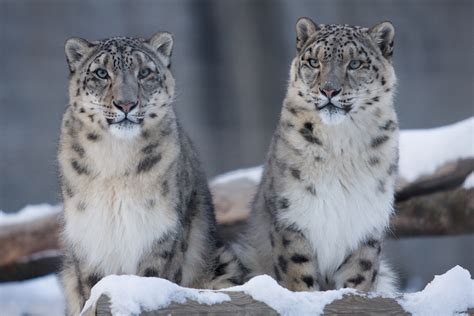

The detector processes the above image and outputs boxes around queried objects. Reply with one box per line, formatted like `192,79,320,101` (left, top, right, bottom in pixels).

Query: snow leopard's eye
94,68,109,79
348,60,362,70
138,68,151,79
308,58,320,69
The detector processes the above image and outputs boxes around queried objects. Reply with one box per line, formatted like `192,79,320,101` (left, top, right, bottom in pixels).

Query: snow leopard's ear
148,32,174,67
65,37,93,73
369,22,395,60
296,17,319,52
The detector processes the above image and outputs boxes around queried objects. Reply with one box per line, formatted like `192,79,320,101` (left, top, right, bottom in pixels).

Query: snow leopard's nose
113,100,138,114
320,88,341,99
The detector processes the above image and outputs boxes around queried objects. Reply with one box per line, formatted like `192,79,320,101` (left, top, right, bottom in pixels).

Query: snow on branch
81,266,474,316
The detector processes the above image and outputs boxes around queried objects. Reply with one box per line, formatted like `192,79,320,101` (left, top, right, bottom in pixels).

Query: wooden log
0,212,61,266
0,251,62,282
85,292,474,315
392,187,474,237
395,158,474,202
212,178,258,225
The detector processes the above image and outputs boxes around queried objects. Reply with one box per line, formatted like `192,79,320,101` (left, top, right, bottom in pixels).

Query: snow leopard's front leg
61,253,101,316
206,244,249,289
332,238,382,291
271,225,321,291
136,232,185,284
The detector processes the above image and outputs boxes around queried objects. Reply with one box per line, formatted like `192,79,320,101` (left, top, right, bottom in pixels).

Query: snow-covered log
86,292,408,315
0,205,62,266
82,266,473,316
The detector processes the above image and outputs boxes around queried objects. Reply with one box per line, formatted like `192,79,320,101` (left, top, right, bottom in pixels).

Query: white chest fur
277,119,397,277
279,167,393,277
62,136,179,276
64,177,178,275
60,130,178,275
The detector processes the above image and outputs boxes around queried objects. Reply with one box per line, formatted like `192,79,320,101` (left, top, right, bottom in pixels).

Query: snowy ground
0,118,472,315
0,275,65,315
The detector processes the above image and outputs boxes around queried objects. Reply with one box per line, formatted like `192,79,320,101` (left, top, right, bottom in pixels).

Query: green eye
139,68,151,79
94,68,108,79
308,58,320,68
348,60,362,70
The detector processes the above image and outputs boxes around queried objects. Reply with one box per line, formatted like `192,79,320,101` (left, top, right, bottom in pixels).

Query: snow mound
211,117,474,185
463,172,474,189
0,203,61,226
226,274,355,315
81,266,473,315
399,117,474,182
0,275,64,316
397,266,474,316
81,275,230,315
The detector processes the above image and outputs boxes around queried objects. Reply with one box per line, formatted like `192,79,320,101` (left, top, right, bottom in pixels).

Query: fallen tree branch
0,212,61,266
392,187,474,237
395,158,474,202
0,251,62,282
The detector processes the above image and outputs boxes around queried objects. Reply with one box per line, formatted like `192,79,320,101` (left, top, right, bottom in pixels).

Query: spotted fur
59,33,243,315
233,18,399,294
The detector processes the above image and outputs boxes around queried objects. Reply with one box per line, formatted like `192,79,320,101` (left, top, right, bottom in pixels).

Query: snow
211,165,263,185
397,266,474,316
0,275,64,316
398,117,474,182
225,275,356,315
211,117,474,185
16,249,63,262
82,274,355,316
81,266,473,315
0,203,61,226
463,172,474,189
81,275,230,315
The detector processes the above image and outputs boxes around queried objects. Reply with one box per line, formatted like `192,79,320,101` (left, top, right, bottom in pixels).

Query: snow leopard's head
65,33,175,138
288,17,396,125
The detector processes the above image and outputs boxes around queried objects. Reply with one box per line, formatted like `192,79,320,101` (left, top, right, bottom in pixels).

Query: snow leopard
58,33,244,315
233,18,399,294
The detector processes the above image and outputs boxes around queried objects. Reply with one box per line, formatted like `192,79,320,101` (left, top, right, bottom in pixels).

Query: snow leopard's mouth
106,117,144,126
317,102,352,113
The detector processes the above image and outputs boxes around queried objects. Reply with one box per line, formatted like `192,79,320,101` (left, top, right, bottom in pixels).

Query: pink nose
323,89,334,98
320,88,341,99
113,101,138,113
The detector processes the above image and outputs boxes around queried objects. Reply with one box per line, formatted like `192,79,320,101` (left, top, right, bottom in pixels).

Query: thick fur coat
58,33,243,315
233,18,399,294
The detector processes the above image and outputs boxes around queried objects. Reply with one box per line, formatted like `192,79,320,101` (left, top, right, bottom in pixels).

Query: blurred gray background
0,0,473,290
